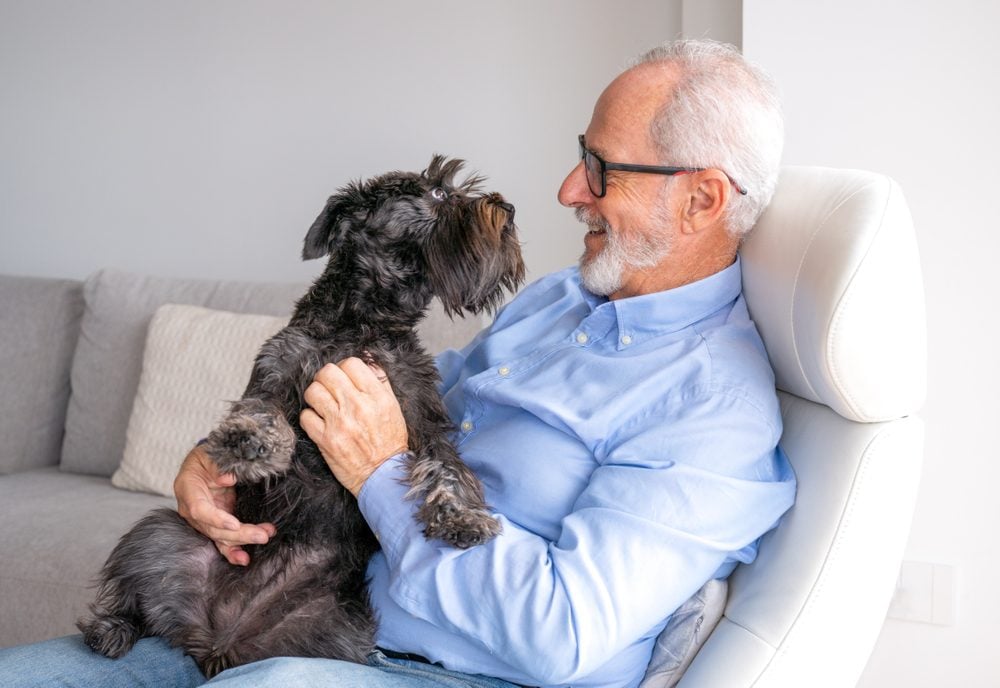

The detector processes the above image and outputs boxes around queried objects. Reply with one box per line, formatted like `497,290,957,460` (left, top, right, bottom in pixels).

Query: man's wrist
344,449,410,498
356,451,416,551
355,450,411,496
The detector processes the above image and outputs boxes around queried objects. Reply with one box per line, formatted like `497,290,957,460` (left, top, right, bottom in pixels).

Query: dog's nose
496,201,515,220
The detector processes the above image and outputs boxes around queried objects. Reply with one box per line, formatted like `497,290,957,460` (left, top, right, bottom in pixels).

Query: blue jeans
0,635,524,688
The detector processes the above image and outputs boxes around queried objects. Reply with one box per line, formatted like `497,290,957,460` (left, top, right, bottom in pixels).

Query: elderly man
0,39,795,688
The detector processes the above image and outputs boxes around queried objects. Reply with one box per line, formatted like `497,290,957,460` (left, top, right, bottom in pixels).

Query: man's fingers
174,443,274,565
224,523,272,546
300,407,326,444
188,498,273,544
316,358,391,394
212,471,238,489
339,357,391,394
219,544,249,567
189,497,241,532
303,380,335,418
313,362,355,404
213,522,275,567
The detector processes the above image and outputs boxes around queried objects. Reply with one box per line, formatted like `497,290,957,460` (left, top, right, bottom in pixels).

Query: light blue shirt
359,258,796,688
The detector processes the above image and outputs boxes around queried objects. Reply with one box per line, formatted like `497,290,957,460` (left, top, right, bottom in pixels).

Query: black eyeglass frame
578,135,748,198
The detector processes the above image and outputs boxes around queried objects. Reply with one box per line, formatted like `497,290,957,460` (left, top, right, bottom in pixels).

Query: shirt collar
574,256,743,350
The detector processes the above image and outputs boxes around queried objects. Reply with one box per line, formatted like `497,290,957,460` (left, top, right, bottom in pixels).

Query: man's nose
558,161,590,207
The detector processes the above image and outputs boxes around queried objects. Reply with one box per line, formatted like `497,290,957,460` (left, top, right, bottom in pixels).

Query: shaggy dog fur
76,156,525,677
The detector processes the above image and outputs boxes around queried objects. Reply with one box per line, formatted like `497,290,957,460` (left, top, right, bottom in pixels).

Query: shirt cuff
357,451,423,556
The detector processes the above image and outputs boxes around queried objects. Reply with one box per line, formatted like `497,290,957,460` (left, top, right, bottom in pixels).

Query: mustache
575,207,611,232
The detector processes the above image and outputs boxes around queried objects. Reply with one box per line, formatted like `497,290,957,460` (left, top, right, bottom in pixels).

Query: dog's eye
430,187,448,201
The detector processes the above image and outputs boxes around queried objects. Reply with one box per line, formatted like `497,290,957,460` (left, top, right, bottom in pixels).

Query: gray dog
76,156,525,677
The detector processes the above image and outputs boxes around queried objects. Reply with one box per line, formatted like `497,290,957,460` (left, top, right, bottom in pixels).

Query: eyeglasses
577,135,748,198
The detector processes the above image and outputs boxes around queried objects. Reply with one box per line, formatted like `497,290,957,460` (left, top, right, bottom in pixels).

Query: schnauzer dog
77,156,525,677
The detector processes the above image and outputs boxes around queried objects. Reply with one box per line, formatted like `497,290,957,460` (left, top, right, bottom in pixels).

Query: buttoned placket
455,358,524,442
456,297,624,444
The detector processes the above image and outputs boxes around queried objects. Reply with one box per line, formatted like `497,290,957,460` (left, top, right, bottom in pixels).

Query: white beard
576,205,674,297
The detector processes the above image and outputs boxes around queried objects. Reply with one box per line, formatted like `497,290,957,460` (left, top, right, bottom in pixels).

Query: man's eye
430,187,448,201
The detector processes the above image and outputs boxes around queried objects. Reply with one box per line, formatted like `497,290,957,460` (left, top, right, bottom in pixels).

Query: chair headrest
740,166,926,423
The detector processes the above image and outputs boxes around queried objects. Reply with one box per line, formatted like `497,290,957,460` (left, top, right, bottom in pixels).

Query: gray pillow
640,578,728,688
60,269,306,476
0,275,84,474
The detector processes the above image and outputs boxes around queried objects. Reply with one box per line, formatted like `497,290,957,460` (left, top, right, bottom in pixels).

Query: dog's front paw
204,399,296,481
419,499,502,549
78,614,140,659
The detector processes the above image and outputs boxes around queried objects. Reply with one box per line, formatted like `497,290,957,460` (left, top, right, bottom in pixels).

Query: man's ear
302,186,363,260
681,172,730,235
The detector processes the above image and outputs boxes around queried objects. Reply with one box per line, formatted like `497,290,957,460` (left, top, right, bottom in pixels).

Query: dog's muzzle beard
479,192,517,235
426,194,524,318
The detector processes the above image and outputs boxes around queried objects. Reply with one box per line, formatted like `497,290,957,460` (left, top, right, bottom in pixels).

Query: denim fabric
0,635,522,688
0,635,203,688
207,651,523,688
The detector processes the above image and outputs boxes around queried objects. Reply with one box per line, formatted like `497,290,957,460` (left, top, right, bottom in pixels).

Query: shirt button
461,421,474,432
576,332,589,345
621,335,633,346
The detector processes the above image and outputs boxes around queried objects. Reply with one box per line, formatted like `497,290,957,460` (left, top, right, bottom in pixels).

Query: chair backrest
678,167,927,687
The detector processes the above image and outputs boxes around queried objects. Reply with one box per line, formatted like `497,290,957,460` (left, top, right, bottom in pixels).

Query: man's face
558,65,681,300
572,193,674,298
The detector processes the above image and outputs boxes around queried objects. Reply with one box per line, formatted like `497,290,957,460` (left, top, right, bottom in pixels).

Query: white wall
681,0,742,49
744,1,1000,685
0,0,682,286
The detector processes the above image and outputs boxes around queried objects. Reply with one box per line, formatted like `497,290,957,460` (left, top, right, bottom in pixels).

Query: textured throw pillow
111,304,288,496
639,578,728,688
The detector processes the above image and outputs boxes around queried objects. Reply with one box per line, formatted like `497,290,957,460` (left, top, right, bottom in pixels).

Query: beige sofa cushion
112,304,288,497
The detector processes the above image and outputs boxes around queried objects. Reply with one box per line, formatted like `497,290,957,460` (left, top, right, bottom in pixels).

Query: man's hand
300,359,409,497
174,445,276,566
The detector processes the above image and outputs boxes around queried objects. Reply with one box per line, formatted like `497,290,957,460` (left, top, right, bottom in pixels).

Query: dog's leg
202,328,316,478
378,351,501,549
77,509,213,659
406,434,502,549
77,576,144,658
203,398,296,478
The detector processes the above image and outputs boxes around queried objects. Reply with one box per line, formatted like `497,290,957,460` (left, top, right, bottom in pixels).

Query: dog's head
303,156,525,317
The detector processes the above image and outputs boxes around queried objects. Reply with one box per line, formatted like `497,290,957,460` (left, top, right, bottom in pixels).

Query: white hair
630,39,784,238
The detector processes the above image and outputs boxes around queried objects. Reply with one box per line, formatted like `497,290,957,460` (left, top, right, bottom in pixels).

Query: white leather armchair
679,167,927,687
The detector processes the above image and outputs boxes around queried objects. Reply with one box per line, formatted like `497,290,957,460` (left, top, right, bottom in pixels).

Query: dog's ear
302,190,356,260
423,155,466,188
